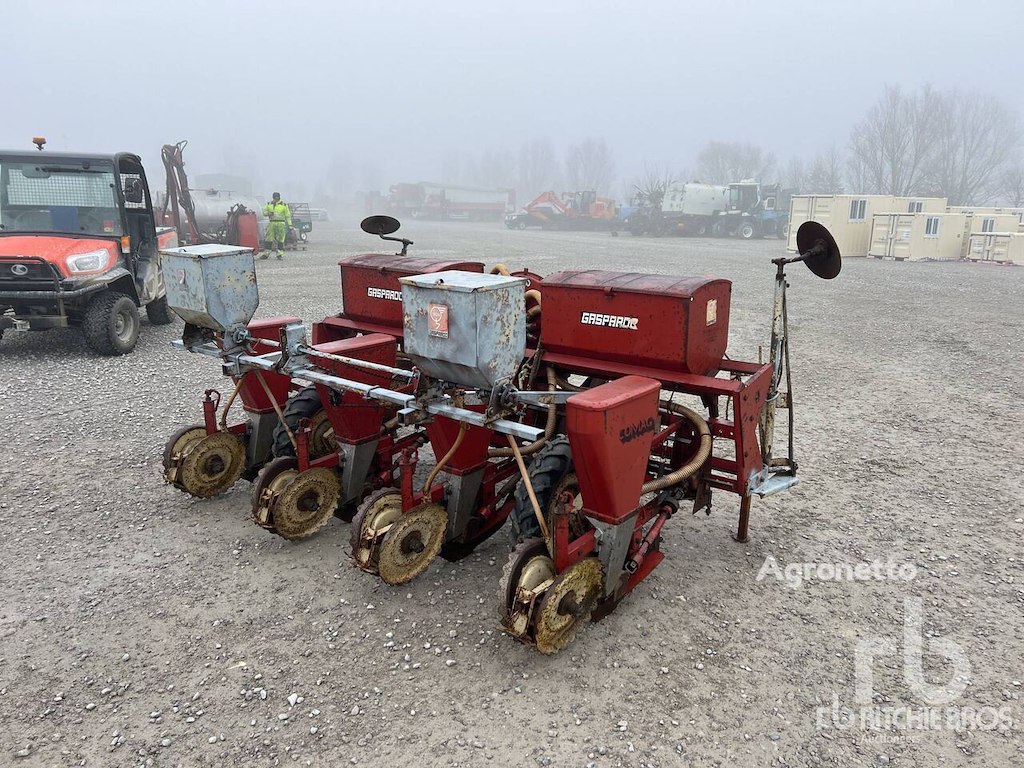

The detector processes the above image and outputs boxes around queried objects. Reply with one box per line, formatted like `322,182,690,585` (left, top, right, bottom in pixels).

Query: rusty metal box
539,270,731,376
161,244,258,332
338,254,483,332
399,271,526,389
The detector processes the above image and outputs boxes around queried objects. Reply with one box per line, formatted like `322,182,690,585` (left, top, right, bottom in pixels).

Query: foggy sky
3,0,1020,201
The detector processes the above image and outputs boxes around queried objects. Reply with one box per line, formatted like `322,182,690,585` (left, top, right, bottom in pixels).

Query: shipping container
787,195,946,257
965,212,1022,235
947,205,1024,221
867,213,971,260
966,232,1024,263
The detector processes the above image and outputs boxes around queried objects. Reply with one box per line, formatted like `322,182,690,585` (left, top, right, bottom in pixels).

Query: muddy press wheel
376,503,448,585
172,431,246,498
269,467,342,540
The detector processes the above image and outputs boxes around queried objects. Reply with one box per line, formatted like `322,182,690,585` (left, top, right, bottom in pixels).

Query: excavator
506,190,617,231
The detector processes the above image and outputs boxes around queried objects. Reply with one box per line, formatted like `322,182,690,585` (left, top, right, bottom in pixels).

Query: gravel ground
1,219,1022,767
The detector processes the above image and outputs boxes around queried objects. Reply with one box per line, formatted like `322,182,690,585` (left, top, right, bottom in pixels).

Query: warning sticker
706,299,718,326
428,303,449,338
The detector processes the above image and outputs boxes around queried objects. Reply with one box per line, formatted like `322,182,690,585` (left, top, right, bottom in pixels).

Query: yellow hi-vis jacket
264,200,292,226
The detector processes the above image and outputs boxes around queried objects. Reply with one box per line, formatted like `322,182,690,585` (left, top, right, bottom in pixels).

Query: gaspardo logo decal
367,287,402,301
428,303,449,338
580,311,638,330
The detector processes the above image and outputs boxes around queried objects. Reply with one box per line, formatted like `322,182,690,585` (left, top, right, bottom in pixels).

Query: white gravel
0,219,1021,766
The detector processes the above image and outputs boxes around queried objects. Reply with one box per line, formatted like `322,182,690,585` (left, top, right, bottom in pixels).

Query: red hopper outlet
566,376,661,525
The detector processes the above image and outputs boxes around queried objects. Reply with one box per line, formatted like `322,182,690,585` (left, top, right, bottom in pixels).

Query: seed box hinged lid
539,270,732,376
160,244,258,332
400,270,527,390
338,253,484,330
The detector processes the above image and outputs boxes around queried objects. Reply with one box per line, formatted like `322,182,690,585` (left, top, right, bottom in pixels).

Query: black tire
146,294,175,325
271,386,334,458
510,436,575,543
739,223,756,240
516,220,528,230
82,291,140,356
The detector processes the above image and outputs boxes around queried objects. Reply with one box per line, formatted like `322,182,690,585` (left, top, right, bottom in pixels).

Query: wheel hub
306,411,336,459
400,532,425,554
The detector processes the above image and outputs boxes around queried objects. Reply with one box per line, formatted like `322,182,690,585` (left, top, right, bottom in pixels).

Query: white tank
188,188,267,230
661,183,730,216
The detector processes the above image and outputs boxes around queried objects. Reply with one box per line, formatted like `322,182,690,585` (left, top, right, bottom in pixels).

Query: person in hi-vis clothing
262,192,292,259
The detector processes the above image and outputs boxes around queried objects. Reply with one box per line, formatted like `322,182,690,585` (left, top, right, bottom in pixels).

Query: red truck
0,145,178,355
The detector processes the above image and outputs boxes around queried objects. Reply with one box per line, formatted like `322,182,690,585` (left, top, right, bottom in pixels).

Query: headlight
66,248,111,274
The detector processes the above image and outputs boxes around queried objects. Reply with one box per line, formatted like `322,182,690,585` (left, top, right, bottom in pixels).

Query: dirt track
1,220,1022,767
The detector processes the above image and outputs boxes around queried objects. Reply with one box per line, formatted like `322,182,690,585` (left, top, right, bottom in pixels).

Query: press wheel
377,503,448,585
251,457,298,528
174,431,246,498
534,557,603,654
498,537,554,638
270,467,342,541
350,488,402,573
162,423,207,481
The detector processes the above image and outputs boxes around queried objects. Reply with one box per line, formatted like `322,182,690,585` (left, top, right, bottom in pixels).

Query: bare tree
845,151,871,195
847,85,941,195
629,163,674,208
803,147,845,194
517,139,559,200
565,137,616,194
694,141,776,183
999,162,1024,207
781,155,805,192
924,91,1021,205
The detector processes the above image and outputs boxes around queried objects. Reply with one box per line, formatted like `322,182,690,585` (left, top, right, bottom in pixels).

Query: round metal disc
305,410,337,459
163,423,207,476
176,431,246,498
498,537,553,624
360,215,401,236
535,558,604,655
796,221,842,279
270,467,342,541
377,503,448,585
350,488,402,572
